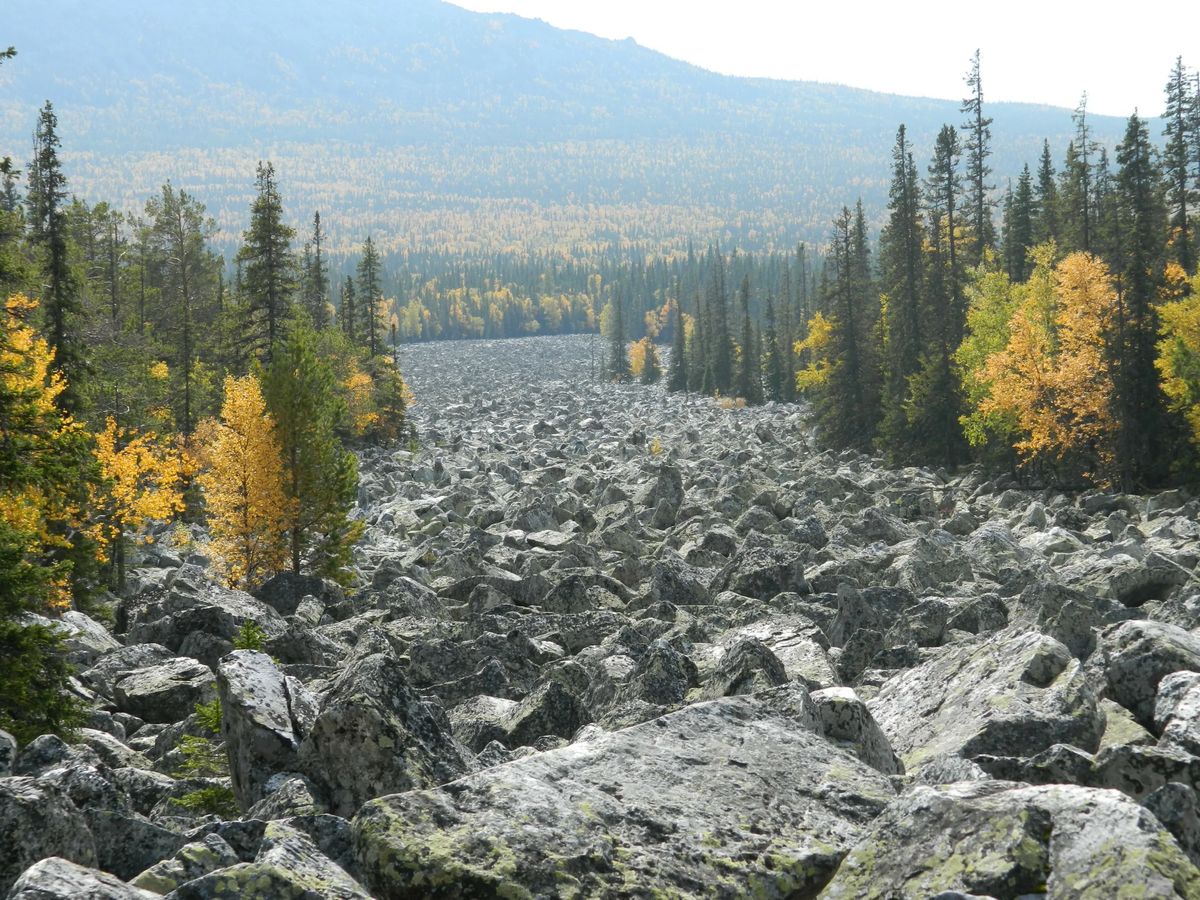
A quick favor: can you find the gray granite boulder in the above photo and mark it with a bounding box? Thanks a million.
[869,629,1104,772]
[817,781,1200,899]
[1101,619,1200,726]
[113,658,217,724]
[810,687,903,776]
[6,857,157,900]
[0,777,97,895]
[353,696,895,900]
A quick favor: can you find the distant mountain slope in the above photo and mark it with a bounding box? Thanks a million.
[0,0,1144,253]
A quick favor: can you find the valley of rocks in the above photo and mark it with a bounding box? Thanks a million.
[10,333,1200,899]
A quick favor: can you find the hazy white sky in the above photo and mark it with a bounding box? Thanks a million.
[453,0,1197,118]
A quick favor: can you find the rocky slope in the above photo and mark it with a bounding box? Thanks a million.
[7,333,1200,899]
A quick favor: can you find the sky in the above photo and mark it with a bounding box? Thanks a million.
[453,0,1197,118]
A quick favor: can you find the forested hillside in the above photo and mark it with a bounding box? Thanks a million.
[1,0,1136,255]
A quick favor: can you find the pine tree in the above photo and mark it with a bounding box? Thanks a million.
[236,162,297,358]
[261,325,362,580]
[340,276,357,344]
[301,211,330,328]
[1112,113,1170,489]
[1033,139,1060,246]
[26,102,83,412]
[666,288,688,393]
[357,235,382,356]
[1164,57,1197,272]
[961,50,996,261]
[878,124,926,454]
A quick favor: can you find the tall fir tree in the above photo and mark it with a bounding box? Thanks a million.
[926,124,966,343]
[878,124,926,454]
[666,287,688,393]
[734,274,761,403]
[1164,57,1197,272]
[1060,95,1096,253]
[961,50,996,261]
[708,252,734,394]
[357,235,382,356]
[26,102,83,412]
[762,293,783,402]
[301,211,330,328]
[1033,139,1060,246]
[1004,166,1035,280]
[340,276,357,344]
[261,325,362,580]
[146,183,218,436]
[236,161,297,358]
[814,204,881,450]
[779,263,797,402]
[1112,113,1169,489]
[607,289,631,382]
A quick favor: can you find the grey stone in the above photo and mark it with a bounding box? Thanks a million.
[0,777,97,895]
[810,687,903,775]
[131,834,241,895]
[702,635,789,698]
[83,644,178,699]
[113,658,217,725]
[253,572,328,617]
[711,546,807,600]
[1144,782,1200,868]
[818,781,1200,899]
[0,729,15,777]
[869,629,1104,772]
[353,696,896,900]
[1101,619,1200,726]
[297,653,471,818]
[6,857,157,900]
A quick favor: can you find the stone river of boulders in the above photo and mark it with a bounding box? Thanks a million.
[11,333,1200,898]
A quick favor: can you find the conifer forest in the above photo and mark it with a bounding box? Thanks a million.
[7,3,1200,899]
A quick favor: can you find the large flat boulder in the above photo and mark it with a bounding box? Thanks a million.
[869,629,1104,772]
[1101,619,1200,726]
[353,696,896,900]
[6,857,158,900]
[818,781,1200,899]
[112,658,217,724]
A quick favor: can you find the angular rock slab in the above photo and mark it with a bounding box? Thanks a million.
[1,777,97,895]
[6,857,158,900]
[1102,620,1200,726]
[869,629,1104,772]
[354,696,896,900]
[297,653,471,818]
[162,821,371,900]
[817,781,1200,899]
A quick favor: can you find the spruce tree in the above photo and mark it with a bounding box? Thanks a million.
[640,340,663,385]
[146,183,218,436]
[763,294,783,402]
[666,289,688,392]
[878,124,926,455]
[734,275,760,403]
[1005,166,1035,280]
[814,204,881,450]
[301,211,330,328]
[26,102,83,412]
[1060,95,1096,253]
[926,124,966,342]
[779,264,797,402]
[708,254,734,394]
[262,325,362,580]
[960,50,996,261]
[1034,139,1060,245]
[236,162,297,358]
[340,276,357,343]
[1164,57,1197,272]
[357,235,382,356]
[607,290,631,382]
[1113,113,1169,489]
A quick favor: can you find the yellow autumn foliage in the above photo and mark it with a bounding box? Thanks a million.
[977,252,1119,482]
[91,417,186,558]
[200,376,291,589]
[1156,264,1200,444]
[794,312,834,390]
[1,294,87,609]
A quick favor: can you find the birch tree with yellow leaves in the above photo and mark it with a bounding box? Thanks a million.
[91,417,185,590]
[973,251,1120,484]
[199,375,290,589]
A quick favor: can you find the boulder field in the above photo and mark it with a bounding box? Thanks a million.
[7,334,1200,899]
